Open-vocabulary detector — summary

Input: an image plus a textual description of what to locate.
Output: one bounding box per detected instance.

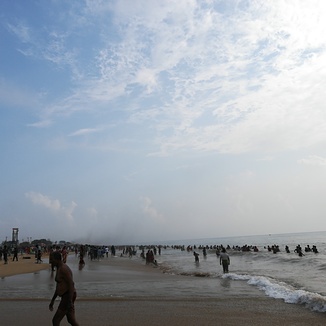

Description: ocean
[1,231,326,314]
[156,230,326,312]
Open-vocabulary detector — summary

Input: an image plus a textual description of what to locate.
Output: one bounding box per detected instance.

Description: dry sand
[1,255,326,325]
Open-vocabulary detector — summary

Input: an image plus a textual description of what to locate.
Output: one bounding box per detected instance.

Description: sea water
[1,231,326,313]
[155,230,326,312]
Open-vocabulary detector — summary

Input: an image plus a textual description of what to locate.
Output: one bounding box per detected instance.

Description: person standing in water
[49,251,79,326]
[220,248,230,273]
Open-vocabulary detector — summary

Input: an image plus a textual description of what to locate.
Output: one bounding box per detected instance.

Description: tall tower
[12,228,19,244]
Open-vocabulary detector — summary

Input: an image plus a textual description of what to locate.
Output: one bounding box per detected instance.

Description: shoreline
[1,254,326,325]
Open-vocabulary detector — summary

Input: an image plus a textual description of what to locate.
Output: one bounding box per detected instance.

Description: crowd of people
[1,239,323,325]
[1,240,321,267]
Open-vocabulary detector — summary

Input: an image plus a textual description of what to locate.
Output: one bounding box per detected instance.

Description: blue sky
[1,0,326,245]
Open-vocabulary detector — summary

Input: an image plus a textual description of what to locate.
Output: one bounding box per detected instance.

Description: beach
[1,297,326,326]
[0,254,49,278]
[1,253,326,325]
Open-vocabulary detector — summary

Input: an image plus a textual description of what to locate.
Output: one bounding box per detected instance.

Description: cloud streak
[68,128,102,137]
[298,155,326,167]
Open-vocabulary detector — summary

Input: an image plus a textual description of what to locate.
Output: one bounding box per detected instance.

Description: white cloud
[25,192,77,221]
[298,155,326,167]
[25,191,61,211]
[140,196,165,223]
[135,68,158,93]
[12,0,326,156]
[27,120,53,128]
[68,128,101,137]
[64,201,77,221]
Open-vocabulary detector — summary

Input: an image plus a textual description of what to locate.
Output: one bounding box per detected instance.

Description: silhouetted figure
[12,247,18,261]
[3,245,8,264]
[220,248,230,273]
[194,251,200,263]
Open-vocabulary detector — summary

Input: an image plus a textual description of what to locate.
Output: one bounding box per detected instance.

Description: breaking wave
[224,273,326,312]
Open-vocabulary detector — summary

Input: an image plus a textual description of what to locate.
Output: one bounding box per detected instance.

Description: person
[61,246,68,263]
[294,244,304,257]
[193,251,199,263]
[312,245,319,253]
[215,247,220,257]
[3,245,8,264]
[78,245,85,266]
[203,247,207,257]
[35,244,43,263]
[12,246,18,261]
[49,251,80,326]
[146,249,155,264]
[49,245,56,271]
[220,248,230,273]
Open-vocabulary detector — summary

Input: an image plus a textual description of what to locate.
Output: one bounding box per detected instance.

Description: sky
[1,0,326,245]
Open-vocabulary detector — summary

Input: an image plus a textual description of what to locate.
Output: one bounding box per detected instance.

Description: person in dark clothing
[12,246,18,261]
[3,245,8,264]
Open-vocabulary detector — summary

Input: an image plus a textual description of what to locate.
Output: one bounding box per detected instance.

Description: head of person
[52,251,62,266]
[222,248,226,253]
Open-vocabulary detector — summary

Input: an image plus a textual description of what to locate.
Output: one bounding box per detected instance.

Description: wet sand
[1,255,326,325]
[1,297,326,326]
[0,254,49,278]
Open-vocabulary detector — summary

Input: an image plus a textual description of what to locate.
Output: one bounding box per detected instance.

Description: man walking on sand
[3,245,8,264]
[49,251,80,326]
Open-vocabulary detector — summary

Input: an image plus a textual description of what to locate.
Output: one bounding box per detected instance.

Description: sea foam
[224,273,326,312]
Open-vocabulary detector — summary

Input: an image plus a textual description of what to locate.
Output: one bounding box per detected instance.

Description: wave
[179,271,211,277]
[225,273,326,312]
[159,261,214,277]
[317,263,326,271]
[160,265,212,277]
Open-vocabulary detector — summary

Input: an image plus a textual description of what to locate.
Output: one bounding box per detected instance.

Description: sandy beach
[1,255,326,325]
[0,254,49,278]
